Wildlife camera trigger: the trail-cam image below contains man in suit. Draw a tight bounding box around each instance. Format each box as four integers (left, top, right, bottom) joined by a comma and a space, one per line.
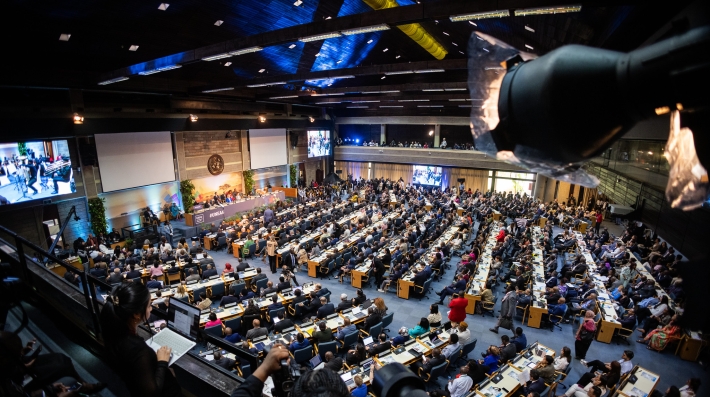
264, 207, 274, 224
498, 335, 517, 363
212, 351, 235, 370
202, 264, 218, 279
185, 268, 201, 282
89, 263, 107, 279
435, 274, 466, 304
490, 285, 517, 334
220, 290, 240, 306
521, 369, 547, 395
336, 293, 352, 312
273, 312, 294, 334
245, 319, 268, 340
314, 284, 330, 298
252, 267, 268, 282
236, 260, 250, 272
316, 297, 335, 319
412, 269, 428, 287
106, 268, 123, 284
277, 276, 291, 292
261, 281, 278, 296
267, 295, 283, 311
324, 351, 343, 372
283, 248, 297, 271
413, 348, 446, 375
361, 306, 381, 333
367, 333, 391, 356
300, 292, 322, 316
335, 317, 357, 341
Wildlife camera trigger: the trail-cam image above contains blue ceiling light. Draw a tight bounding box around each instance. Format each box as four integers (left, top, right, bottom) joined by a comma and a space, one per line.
129, 53, 186, 75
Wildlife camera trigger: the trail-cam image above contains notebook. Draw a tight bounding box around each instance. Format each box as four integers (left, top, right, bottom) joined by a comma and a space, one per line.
147, 297, 199, 365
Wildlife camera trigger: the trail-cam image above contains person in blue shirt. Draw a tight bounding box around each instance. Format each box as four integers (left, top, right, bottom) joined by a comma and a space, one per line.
224, 327, 242, 344
289, 332, 310, 352
391, 327, 410, 347
267, 295, 283, 311
479, 346, 500, 374
351, 374, 368, 397
408, 318, 430, 338
335, 317, 358, 341
511, 327, 528, 352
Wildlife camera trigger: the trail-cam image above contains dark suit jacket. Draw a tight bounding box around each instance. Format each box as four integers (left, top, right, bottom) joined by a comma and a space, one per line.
324, 357, 343, 372
277, 282, 291, 292
369, 341, 391, 356
220, 295, 240, 306
213, 356, 236, 370
316, 303, 335, 319
253, 274, 268, 282
413, 271, 428, 286
282, 253, 297, 269
202, 269, 218, 279
305, 299, 322, 314
363, 313, 382, 332
273, 319, 295, 333
262, 287, 278, 296
422, 355, 447, 374
236, 262, 250, 271
337, 301, 352, 312
316, 288, 330, 297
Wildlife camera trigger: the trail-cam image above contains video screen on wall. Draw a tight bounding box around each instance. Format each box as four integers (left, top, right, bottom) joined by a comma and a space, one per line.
307, 130, 331, 158
0, 140, 75, 205
413, 165, 443, 187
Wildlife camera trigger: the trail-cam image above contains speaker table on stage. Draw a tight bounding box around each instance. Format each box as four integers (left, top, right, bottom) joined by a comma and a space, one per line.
184, 192, 286, 226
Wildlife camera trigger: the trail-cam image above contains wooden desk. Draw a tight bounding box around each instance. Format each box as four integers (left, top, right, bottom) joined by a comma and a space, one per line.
678, 332, 706, 361
492, 212, 502, 221
204, 235, 214, 251
397, 278, 414, 299
110, 241, 126, 249
616, 366, 659, 397
597, 301, 621, 343
351, 265, 370, 289
464, 293, 480, 315
457, 207, 464, 216
307, 260, 319, 278
199, 304, 245, 327
232, 242, 241, 258
527, 303, 548, 329
538, 217, 547, 227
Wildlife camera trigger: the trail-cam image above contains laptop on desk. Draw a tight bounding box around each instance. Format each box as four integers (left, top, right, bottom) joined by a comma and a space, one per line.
363, 336, 375, 348
147, 297, 199, 366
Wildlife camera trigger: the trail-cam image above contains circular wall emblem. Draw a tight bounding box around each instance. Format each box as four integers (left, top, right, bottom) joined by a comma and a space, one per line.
207, 154, 224, 175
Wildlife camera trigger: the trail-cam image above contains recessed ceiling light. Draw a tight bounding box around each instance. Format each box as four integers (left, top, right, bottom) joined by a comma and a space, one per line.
315, 53, 321, 57
383, 48, 388, 52
59, 33, 71, 41
270, 95, 299, 99
98, 76, 129, 85
414, 69, 445, 73
450, 10, 509, 21
482, 48, 489, 52
381, 76, 386, 79
469, 21, 477, 26
514, 5, 581, 16
259, 69, 265, 73
224, 62, 232, 66
445, 88, 467, 91
336, 60, 342, 64
367, 39, 373, 44
341, 24, 390, 35
422, 89, 444, 92
459, 51, 464, 54
452, 42, 458, 46
328, 84, 332, 86
288, 44, 296, 49
380, 105, 403, 108
347, 106, 368, 109
396, 55, 401, 59
129, 45, 139, 51
525, 25, 535, 32
443, 32, 449, 36
202, 87, 234, 93
294, 0, 302, 6
325, 16, 331, 20
525, 44, 534, 50
158, 3, 169, 10
299, 32, 341, 42
215, 20, 224, 26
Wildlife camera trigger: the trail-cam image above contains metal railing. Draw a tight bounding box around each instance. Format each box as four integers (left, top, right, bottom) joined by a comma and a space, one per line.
0, 225, 106, 343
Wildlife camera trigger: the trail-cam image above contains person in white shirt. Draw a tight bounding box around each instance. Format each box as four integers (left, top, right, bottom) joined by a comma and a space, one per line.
553, 346, 572, 371
679, 378, 701, 397
450, 322, 472, 346
442, 366, 473, 397
440, 138, 447, 149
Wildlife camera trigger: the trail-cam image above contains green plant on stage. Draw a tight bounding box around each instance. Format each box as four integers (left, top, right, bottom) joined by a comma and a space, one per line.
18, 142, 28, 156
124, 237, 134, 250
290, 164, 298, 188
243, 170, 255, 194
180, 179, 196, 213
88, 197, 108, 236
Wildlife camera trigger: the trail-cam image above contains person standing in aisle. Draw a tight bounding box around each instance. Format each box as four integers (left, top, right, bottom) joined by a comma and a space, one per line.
266, 235, 278, 274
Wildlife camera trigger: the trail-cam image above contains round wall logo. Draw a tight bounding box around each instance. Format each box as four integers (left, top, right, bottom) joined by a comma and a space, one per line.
208, 154, 224, 175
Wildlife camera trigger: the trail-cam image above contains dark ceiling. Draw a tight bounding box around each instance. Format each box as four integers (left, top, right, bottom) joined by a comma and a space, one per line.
0, 0, 694, 117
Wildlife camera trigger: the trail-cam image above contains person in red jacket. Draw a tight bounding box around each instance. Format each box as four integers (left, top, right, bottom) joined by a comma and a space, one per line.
595, 212, 603, 234
448, 293, 468, 323
496, 228, 506, 243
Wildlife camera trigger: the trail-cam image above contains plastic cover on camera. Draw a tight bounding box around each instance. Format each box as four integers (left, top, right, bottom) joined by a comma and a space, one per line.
467, 31, 600, 188
664, 110, 709, 210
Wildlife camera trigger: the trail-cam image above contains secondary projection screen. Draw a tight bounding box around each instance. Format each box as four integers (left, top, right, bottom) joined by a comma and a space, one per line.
249, 129, 288, 170
95, 131, 175, 192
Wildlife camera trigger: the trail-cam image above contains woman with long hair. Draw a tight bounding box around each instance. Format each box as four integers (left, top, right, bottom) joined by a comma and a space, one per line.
427, 304, 442, 326
554, 346, 572, 371
638, 314, 682, 351
408, 318, 430, 338
100, 282, 182, 396
373, 297, 387, 317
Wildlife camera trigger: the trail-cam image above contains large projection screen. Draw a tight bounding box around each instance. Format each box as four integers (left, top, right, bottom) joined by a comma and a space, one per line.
95, 131, 175, 192
249, 128, 288, 170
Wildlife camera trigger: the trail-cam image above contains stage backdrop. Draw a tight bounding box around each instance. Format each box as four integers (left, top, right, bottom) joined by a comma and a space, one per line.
191, 172, 244, 203
101, 181, 180, 230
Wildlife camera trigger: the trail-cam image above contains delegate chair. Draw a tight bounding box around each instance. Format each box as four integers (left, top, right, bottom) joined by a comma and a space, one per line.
419, 360, 449, 391
339, 330, 360, 352
292, 346, 314, 365
210, 282, 225, 300
315, 341, 338, 360
204, 325, 224, 338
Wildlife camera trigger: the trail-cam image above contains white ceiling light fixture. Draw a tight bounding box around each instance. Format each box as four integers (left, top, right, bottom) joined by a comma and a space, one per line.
452, 42, 458, 46
525, 44, 534, 50
445, 88, 467, 91
422, 89, 444, 92
325, 16, 332, 20
315, 53, 321, 57
315, 101, 341, 104
288, 44, 297, 49
98, 76, 129, 86
215, 20, 224, 26
414, 69, 445, 73
381, 76, 386, 79
383, 48, 388, 52
336, 60, 342, 64
224, 62, 232, 66
450, 10, 510, 22
367, 39, 374, 44
380, 105, 403, 108
59, 33, 71, 41
138, 64, 182, 75
202, 87, 234, 93
158, 3, 169, 10
73, 113, 84, 124
294, 0, 302, 6
399, 99, 429, 102
428, 130, 434, 136
459, 51, 464, 54
443, 32, 450, 36
514, 5, 581, 16
299, 32, 341, 42
395, 55, 401, 59
525, 25, 535, 32
230, 46, 263, 56
129, 45, 139, 51
361, 90, 400, 94
341, 24, 390, 35
270, 95, 299, 99
201, 53, 233, 61
259, 115, 266, 122
259, 69, 266, 73
418, 105, 443, 108
469, 21, 477, 26
189, 114, 198, 122
309, 116, 315, 122
384, 70, 413, 75
352, 100, 380, 103
347, 106, 369, 109
246, 81, 286, 88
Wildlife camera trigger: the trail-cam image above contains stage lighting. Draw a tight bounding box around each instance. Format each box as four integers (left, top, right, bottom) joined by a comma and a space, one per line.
428, 130, 434, 136
309, 117, 315, 122
469, 25, 710, 209
189, 114, 198, 122
73, 113, 84, 124
355, 139, 359, 143
259, 115, 266, 123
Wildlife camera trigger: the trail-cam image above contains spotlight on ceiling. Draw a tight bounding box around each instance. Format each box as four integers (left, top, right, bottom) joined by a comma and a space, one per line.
294, 0, 302, 6
215, 20, 224, 26
73, 113, 84, 125
309, 117, 315, 123
59, 33, 71, 41
158, 3, 169, 10
428, 130, 434, 136
129, 45, 139, 51
259, 115, 266, 123
189, 114, 198, 122
224, 62, 232, 66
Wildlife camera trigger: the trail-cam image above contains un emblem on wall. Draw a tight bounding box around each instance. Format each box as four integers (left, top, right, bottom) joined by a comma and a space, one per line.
208, 154, 224, 175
